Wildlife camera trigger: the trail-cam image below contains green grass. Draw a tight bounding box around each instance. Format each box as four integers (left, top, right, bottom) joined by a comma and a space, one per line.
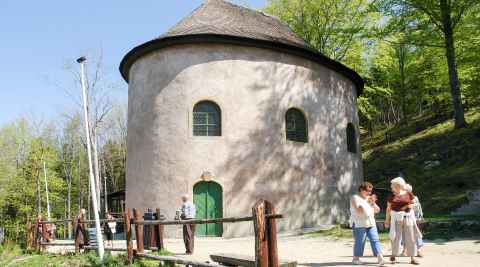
304, 225, 390, 242
0, 243, 90, 267
305, 220, 480, 242
422, 214, 480, 222
0, 243, 175, 267
362, 109, 480, 213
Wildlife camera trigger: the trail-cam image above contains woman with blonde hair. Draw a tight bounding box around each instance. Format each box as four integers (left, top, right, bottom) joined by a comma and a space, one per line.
403, 184, 424, 257
385, 177, 422, 265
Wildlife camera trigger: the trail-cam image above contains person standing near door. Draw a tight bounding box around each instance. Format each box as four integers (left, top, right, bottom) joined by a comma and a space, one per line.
180, 194, 196, 254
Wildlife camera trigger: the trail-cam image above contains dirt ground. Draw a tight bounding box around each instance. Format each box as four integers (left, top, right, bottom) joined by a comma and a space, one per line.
47, 234, 480, 266
162, 234, 480, 267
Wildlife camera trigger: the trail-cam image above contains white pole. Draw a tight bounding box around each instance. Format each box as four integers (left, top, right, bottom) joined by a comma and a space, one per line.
78, 56, 104, 260
43, 161, 51, 220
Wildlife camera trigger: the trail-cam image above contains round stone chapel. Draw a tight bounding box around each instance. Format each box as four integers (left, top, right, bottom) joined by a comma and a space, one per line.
120, 0, 364, 237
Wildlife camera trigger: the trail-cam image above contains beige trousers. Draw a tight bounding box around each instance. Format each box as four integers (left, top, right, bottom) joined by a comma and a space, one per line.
391, 222, 417, 257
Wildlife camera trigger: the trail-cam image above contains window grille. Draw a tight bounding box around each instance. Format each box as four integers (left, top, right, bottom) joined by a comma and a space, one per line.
285, 108, 308, 143
193, 101, 221, 136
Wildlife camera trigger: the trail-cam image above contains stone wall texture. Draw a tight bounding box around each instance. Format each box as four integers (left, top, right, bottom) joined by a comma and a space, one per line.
126, 43, 363, 237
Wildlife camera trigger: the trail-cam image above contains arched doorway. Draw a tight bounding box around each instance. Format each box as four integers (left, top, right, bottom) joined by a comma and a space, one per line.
193, 181, 223, 236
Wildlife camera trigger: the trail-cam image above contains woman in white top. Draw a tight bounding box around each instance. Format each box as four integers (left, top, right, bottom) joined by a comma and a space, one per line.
350, 181, 385, 266
103, 212, 116, 247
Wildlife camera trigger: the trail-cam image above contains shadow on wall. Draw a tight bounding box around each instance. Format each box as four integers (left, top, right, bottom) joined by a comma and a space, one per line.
215, 53, 361, 236
127, 43, 361, 236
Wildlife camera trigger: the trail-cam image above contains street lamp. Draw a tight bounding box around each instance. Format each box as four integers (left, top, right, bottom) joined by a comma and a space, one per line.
77, 56, 104, 260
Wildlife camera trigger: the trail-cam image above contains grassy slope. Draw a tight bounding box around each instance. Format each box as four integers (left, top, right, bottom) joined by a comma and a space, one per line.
362, 109, 480, 214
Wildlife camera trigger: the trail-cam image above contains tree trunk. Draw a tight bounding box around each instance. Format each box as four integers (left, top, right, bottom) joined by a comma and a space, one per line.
101, 156, 108, 215
87, 176, 91, 220
440, 0, 467, 128
397, 44, 408, 125
67, 174, 72, 238
91, 127, 101, 208
36, 169, 41, 214
77, 150, 82, 210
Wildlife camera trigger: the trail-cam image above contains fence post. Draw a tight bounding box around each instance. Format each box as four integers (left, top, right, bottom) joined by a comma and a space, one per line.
253, 200, 268, 267
29, 221, 35, 250
26, 221, 33, 250
74, 219, 80, 254
156, 208, 164, 251
41, 220, 47, 251
148, 211, 156, 250
124, 209, 133, 265
34, 220, 40, 251
32, 220, 37, 251
265, 201, 279, 267
63, 219, 67, 239
133, 208, 144, 254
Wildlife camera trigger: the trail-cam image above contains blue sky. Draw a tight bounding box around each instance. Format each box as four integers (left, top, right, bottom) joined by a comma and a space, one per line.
0, 0, 266, 125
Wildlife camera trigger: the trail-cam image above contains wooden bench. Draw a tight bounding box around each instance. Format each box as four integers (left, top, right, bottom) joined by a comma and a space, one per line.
210, 253, 297, 267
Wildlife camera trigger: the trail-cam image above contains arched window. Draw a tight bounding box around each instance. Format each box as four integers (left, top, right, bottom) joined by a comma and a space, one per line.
285, 108, 308, 143
346, 123, 357, 153
193, 101, 221, 136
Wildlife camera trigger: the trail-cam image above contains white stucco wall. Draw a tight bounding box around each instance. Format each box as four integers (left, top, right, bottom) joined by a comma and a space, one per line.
126, 43, 363, 237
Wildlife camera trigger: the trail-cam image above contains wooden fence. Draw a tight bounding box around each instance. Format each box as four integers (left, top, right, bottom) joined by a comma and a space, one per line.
27, 199, 283, 267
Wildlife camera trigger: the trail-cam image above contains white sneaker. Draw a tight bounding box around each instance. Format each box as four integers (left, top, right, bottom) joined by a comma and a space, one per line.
377, 255, 386, 266
352, 259, 364, 265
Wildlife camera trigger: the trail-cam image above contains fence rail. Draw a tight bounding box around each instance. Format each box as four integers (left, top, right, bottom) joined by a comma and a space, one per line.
27, 199, 283, 267
133, 214, 283, 226
44, 218, 124, 224
136, 253, 224, 267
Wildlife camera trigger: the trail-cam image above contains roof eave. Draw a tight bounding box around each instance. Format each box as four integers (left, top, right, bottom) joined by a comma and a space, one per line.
119, 34, 364, 96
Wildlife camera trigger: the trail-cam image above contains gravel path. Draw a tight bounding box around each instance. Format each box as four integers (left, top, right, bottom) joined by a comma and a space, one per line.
162, 235, 480, 267
46, 235, 480, 266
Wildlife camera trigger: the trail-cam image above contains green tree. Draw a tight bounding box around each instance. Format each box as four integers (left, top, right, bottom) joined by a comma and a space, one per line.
377, 0, 480, 128
264, 0, 378, 71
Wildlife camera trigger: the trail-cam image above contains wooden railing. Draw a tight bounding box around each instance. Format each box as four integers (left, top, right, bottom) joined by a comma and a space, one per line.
26, 199, 283, 267
128, 200, 282, 267
27, 217, 123, 253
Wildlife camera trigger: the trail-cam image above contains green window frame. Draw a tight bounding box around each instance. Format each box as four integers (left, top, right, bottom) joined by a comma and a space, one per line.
193, 101, 221, 136
347, 123, 357, 153
285, 108, 308, 143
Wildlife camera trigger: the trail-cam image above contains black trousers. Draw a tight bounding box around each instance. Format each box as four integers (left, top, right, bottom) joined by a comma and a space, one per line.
183, 224, 195, 254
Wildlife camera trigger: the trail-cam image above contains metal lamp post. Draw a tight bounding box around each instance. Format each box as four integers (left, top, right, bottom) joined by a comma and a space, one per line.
77, 56, 104, 260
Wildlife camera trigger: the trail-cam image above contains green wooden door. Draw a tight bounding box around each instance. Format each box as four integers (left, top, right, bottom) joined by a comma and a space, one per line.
193, 182, 208, 236
193, 181, 223, 236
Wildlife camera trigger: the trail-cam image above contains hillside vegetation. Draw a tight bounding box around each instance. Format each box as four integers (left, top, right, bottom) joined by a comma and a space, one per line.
362, 109, 480, 214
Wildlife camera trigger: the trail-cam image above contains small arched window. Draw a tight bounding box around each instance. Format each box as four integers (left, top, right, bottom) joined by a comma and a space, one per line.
193, 101, 221, 136
285, 108, 308, 143
346, 123, 357, 153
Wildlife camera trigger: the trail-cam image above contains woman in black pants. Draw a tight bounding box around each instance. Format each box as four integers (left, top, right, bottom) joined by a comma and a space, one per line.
103, 212, 115, 247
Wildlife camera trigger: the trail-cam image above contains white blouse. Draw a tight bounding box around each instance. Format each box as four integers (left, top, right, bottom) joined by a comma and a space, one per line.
350, 194, 376, 228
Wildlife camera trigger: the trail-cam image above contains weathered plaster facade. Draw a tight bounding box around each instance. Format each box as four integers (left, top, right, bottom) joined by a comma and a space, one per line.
125, 43, 363, 237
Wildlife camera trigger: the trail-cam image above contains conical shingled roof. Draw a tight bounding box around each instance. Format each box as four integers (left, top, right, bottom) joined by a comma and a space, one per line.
162, 0, 309, 50
119, 0, 364, 94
